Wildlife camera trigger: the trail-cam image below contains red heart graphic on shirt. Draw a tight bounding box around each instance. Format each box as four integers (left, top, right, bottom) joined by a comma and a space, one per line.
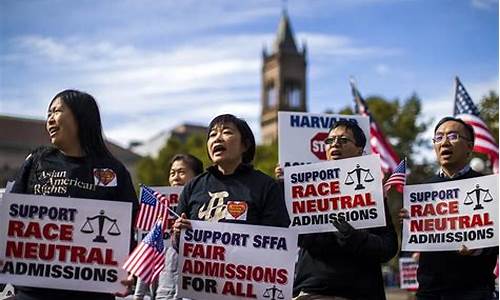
94, 169, 116, 186
227, 201, 247, 219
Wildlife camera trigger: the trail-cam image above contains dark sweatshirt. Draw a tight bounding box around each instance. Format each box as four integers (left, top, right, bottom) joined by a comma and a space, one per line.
293, 200, 398, 300
176, 163, 290, 227
8, 147, 138, 300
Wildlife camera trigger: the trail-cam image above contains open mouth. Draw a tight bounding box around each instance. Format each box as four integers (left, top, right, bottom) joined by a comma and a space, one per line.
440, 149, 453, 158
212, 144, 226, 155
330, 150, 342, 157
47, 126, 59, 137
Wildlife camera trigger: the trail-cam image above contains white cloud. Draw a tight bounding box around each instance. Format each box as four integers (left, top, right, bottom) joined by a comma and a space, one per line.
298, 33, 402, 59
471, 0, 498, 10
1, 31, 402, 147
374, 64, 390, 75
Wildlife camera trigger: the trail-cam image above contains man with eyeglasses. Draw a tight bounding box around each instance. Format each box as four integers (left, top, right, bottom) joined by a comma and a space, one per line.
411, 116, 498, 300
293, 120, 398, 300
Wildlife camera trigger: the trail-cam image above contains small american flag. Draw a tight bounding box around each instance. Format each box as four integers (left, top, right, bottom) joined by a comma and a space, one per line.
454, 77, 499, 173
135, 185, 169, 231
123, 219, 165, 284
384, 159, 406, 193
350, 78, 400, 174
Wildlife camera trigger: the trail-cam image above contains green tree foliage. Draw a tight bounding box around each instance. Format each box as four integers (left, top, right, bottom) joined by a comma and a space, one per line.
136, 133, 211, 186
337, 93, 433, 182
254, 142, 278, 177
478, 90, 499, 144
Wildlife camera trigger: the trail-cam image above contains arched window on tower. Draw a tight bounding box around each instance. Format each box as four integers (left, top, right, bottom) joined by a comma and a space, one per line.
285, 81, 302, 108
265, 84, 277, 108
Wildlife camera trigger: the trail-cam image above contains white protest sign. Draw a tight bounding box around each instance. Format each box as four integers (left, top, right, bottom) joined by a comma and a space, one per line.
177, 220, 297, 300
137, 185, 183, 243
284, 154, 386, 234
278, 111, 371, 167
0, 193, 132, 293
399, 257, 419, 290
402, 174, 499, 251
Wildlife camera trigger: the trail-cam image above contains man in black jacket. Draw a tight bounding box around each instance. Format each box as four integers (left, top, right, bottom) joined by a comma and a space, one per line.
293, 120, 398, 300
415, 116, 498, 300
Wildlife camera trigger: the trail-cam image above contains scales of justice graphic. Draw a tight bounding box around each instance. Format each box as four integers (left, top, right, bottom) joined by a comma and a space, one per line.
80, 210, 121, 243
344, 164, 374, 190
263, 285, 284, 300
464, 184, 493, 210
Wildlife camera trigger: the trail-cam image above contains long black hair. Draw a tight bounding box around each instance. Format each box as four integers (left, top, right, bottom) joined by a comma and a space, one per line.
207, 114, 256, 164
49, 89, 113, 159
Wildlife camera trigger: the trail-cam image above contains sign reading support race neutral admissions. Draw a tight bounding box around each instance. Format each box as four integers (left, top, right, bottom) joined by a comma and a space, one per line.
402, 175, 499, 251
178, 220, 297, 300
284, 154, 386, 234
0, 193, 132, 293
278, 111, 371, 167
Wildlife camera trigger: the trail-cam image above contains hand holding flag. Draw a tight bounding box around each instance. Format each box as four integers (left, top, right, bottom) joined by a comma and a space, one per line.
123, 219, 165, 284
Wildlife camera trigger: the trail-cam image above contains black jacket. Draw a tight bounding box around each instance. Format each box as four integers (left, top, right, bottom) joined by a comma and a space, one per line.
417, 169, 498, 295
8, 147, 138, 300
293, 199, 398, 300
176, 164, 290, 227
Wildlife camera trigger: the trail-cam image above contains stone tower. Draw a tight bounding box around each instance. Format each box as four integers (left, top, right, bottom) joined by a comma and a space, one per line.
261, 10, 307, 144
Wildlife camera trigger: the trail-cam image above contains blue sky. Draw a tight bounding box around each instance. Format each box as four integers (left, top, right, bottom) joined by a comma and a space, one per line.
1, 0, 498, 156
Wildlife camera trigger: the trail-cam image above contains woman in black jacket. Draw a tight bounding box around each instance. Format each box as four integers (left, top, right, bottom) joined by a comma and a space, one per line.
10, 89, 138, 300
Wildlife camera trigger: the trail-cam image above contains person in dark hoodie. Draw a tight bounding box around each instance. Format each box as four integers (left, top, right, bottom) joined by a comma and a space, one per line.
408, 116, 498, 300
9, 89, 138, 300
172, 114, 290, 239
293, 119, 398, 300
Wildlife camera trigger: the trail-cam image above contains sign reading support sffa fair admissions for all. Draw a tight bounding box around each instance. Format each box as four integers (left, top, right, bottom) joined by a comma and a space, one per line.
178, 220, 298, 300
402, 174, 499, 251
278, 111, 370, 167
284, 154, 386, 234
0, 192, 132, 293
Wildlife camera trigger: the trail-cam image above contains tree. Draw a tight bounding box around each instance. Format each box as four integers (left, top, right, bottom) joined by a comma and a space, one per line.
254, 142, 278, 177
478, 90, 499, 144
337, 93, 434, 183
136, 133, 211, 186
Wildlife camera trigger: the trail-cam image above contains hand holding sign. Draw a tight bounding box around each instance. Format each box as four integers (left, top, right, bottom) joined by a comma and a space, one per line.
173, 213, 191, 243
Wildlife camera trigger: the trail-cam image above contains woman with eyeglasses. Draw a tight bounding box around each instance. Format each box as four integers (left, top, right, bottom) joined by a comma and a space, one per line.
10, 89, 138, 300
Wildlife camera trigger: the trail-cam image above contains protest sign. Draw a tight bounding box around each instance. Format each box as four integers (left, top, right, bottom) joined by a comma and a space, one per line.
137, 185, 183, 244
402, 174, 498, 251
0, 193, 132, 293
399, 257, 419, 290
278, 111, 370, 167
177, 220, 297, 300
284, 154, 386, 234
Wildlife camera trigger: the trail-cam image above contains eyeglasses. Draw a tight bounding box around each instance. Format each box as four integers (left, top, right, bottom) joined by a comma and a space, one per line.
324, 136, 354, 145
432, 132, 471, 144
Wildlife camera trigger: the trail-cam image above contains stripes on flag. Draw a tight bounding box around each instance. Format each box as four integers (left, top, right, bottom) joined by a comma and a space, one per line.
350, 78, 400, 174
135, 185, 170, 232
454, 77, 499, 173
384, 159, 406, 193
123, 220, 165, 284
